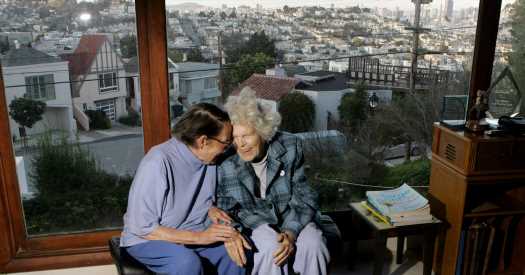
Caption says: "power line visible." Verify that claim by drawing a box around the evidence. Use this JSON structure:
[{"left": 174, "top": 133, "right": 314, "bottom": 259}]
[
  {"left": 3, "top": 50, "right": 413, "bottom": 88},
  {"left": 315, "top": 176, "right": 429, "bottom": 189},
  {"left": 2, "top": 49, "right": 510, "bottom": 89}
]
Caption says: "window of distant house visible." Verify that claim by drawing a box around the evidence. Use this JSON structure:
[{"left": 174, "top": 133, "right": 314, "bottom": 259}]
[
  {"left": 98, "top": 72, "right": 118, "bottom": 93},
  {"left": 169, "top": 72, "right": 174, "bottom": 90},
  {"left": 184, "top": 80, "right": 192, "bottom": 94},
  {"left": 25, "top": 74, "right": 55, "bottom": 100},
  {"left": 204, "top": 77, "right": 217, "bottom": 89}
]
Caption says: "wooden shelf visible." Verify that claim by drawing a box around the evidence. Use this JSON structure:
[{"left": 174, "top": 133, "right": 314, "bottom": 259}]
[{"left": 464, "top": 209, "right": 525, "bottom": 218}]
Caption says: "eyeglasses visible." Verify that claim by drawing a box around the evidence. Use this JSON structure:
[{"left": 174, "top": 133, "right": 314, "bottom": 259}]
[{"left": 208, "top": 136, "right": 232, "bottom": 146}]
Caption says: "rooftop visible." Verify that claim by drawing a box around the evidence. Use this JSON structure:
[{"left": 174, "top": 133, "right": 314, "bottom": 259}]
[
  {"left": 1, "top": 47, "right": 62, "bottom": 67},
  {"left": 232, "top": 73, "right": 299, "bottom": 101},
  {"left": 295, "top": 71, "right": 350, "bottom": 92},
  {"left": 61, "top": 34, "right": 108, "bottom": 78}
]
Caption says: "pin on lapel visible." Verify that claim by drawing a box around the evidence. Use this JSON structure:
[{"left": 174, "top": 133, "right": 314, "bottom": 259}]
[{"left": 280, "top": 170, "right": 285, "bottom": 176}]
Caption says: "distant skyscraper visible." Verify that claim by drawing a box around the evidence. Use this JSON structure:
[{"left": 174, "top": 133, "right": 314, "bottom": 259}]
[{"left": 444, "top": 0, "right": 454, "bottom": 21}]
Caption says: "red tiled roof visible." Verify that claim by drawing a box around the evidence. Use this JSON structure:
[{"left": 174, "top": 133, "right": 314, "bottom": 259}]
[
  {"left": 232, "top": 74, "right": 299, "bottom": 101},
  {"left": 61, "top": 35, "right": 108, "bottom": 78}
]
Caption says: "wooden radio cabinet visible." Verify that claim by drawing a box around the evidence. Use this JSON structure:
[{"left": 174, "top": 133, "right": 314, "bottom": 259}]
[{"left": 429, "top": 124, "right": 525, "bottom": 275}]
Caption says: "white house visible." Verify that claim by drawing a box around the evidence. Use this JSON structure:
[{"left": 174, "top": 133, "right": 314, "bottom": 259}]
[
  {"left": 123, "top": 61, "right": 221, "bottom": 118},
  {"left": 295, "top": 71, "right": 392, "bottom": 131},
  {"left": 295, "top": 71, "right": 353, "bottom": 131},
  {"left": 62, "top": 34, "right": 127, "bottom": 130},
  {"left": 2, "top": 47, "right": 76, "bottom": 139},
  {"left": 173, "top": 62, "right": 221, "bottom": 106},
  {"left": 123, "top": 56, "right": 178, "bottom": 115}
]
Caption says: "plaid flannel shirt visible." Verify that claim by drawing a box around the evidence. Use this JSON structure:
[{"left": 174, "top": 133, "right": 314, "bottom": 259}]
[{"left": 216, "top": 132, "right": 320, "bottom": 237}]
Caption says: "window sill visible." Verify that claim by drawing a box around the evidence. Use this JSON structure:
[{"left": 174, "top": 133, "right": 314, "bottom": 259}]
[
  {"left": 3, "top": 250, "right": 112, "bottom": 273},
  {"left": 0, "top": 230, "right": 120, "bottom": 273}
]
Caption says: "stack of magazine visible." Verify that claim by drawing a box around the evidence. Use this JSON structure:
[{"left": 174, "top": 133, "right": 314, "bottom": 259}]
[{"left": 362, "top": 184, "right": 433, "bottom": 226}]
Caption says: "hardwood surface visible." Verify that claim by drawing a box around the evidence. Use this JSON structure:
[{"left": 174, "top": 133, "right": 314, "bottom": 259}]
[
  {"left": 136, "top": 0, "right": 171, "bottom": 152},
  {"left": 429, "top": 124, "right": 525, "bottom": 275}
]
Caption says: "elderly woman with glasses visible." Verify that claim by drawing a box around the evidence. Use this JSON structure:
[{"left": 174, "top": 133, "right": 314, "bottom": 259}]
[{"left": 215, "top": 87, "right": 330, "bottom": 275}]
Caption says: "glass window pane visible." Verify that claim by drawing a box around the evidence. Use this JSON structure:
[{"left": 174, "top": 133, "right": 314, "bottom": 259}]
[
  {"left": 163, "top": 0, "right": 479, "bottom": 212},
  {"left": 490, "top": 0, "right": 523, "bottom": 118},
  {"left": 1, "top": 0, "right": 143, "bottom": 236}
]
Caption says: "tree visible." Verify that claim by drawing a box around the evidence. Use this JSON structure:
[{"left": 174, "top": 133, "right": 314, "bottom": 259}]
[
  {"left": 187, "top": 47, "right": 204, "bottom": 62},
  {"left": 9, "top": 97, "right": 46, "bottom": 137},
  {"left": 278, "top": 93, "right": 315, "bottom": 133},
  {"left": 338, "top": 82, "right": 368, "bottom": 131},
  {"left": 244, "top": 31, "right": 277, "bottom": 61},
  {"left": 220, "top": 11, "right": 227, "bottom": 20},
  {"left": 224, "top": 31, "right": 277, "bottom": 63},
  {"left": 120, "top": 34, "right": 137, "bottom": 58},
  {"left": 228, "top": 52, "right": 274, "bottom": 86},
  {"left": 510, "top": 0, "right": 525, "bottom": 95},
  {"left": 168, "top": 48, "right": 184, "bottom": 63}
]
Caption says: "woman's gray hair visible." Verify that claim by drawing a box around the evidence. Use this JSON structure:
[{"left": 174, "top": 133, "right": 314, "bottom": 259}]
[{"left": 225, "top": 87, "right": 282, "bottom": 141}]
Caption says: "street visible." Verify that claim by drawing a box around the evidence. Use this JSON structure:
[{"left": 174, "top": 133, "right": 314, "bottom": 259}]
[{"left": 18, "top": 135, "right": 145, "bottom": 195}]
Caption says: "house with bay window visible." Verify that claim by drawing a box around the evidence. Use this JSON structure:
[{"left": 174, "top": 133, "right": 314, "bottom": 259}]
[
  {"left": 62, "top": 34, "right": 127, "bottom": 130},
  {"left": 2, "top": 47, "right": 76, "bottom": 139}
]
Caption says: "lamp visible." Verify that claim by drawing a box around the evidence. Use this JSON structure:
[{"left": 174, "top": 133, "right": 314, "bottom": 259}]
[{"left": 369, "top": 92, "right": 379, "bottom": 110}]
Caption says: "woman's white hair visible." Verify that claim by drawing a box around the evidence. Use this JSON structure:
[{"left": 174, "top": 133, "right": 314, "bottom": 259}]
[{"left": 225, "top": 87, "right": 282, "bottom": 141}]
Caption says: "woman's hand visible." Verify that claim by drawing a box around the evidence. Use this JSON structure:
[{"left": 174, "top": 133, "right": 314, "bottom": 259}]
[
  {"left": 196, "top": 223, "right": 236, "bottom": 245},
  {"left": 224, "top": 231, "right": 252, "bottom": 267},
  {"left": 273, "top": 231, "right": 295, "bottom": 266},
  {"left": 208, "top": 206, "right": 233, "bottom": 225}
]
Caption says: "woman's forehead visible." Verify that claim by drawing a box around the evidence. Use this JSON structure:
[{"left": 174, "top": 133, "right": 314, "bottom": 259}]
[{"left": 232, "top": 123, "right": 257, "bottom": 135}]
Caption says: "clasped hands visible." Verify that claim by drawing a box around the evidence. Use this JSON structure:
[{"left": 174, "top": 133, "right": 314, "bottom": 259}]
[{"left": 207, "top": 206, "right": 295, "bottom": 267}]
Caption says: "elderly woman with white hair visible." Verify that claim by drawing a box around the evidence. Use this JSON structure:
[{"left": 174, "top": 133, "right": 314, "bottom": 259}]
[{"left": 216, "top": 87, "right": 330, "bottom": 275}]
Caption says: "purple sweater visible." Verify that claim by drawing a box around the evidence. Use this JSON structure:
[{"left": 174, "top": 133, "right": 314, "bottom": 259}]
[{"left": 120, "top": 138, "right": 215, "bottom": 247}]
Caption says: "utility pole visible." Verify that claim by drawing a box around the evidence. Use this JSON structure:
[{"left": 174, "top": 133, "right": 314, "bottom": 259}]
[
  {"left": 410, "top": 0, "right": 422, "bottom": 94},
  {"left": 406, "top": 0, "right": 432, "bottom": 93},
  {"left": 218, "top": 31, "right": 226, "bottom": 102}
]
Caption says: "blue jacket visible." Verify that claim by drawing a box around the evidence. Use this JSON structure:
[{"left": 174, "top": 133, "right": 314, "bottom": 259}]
[{"left": 217, "top": 132, "right": 320, "bottom": 237}]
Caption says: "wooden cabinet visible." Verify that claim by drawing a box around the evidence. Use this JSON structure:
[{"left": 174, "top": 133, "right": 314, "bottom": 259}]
[{"left": 429, "top": 124, "right": 525, "bottom": 275}]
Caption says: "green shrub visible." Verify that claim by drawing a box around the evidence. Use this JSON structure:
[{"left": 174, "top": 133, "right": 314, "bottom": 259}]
[
  {"left": 118, "top": 109, "right": 142, "bottom": 126},
  {"left": 382, "top": 158, "right": 430, "bottom": 187},
  {"left": 307, "top": 155, "right": 430, "bottom": 211},
  {"left": 23, "top": 135, "right": 132, "bottom": 235},
  {"left": 85, "top": 110, "right": 111, "bottom": 129}
]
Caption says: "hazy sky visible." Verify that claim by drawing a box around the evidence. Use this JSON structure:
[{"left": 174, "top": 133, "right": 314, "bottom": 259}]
[{"left": 164, "top": 0, "right": 515, "bottom": 10}]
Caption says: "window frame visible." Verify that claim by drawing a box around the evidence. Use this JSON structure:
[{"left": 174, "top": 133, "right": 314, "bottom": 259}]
[
  {"left": 0, "top": 0, "right": 503, "bottom": 272},
  {"left": 25, "top": 74, "right": 56, "bottom": 101},
  {"left": 98, "top": 72, "right": 118, "bottom": 93},
  {"left": 0, "top": 0, "right": 170, "bottom": 272},
  {"left": 204, "top": 77, "right": 217, "bottom": 90}
]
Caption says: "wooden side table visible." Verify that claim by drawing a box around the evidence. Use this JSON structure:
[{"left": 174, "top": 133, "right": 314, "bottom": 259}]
[{"left": 349, "top": 202, "right": 443, "bottom": 275}]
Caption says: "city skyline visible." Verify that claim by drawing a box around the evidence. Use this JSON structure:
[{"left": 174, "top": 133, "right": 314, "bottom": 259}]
[{"left": 164, "top": 0, "right": 515, "bottom": 11}]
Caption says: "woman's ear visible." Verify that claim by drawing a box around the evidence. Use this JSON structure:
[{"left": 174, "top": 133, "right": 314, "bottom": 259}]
[{"left": 195, "top": 135, "right": 207, "bottom": 150}]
